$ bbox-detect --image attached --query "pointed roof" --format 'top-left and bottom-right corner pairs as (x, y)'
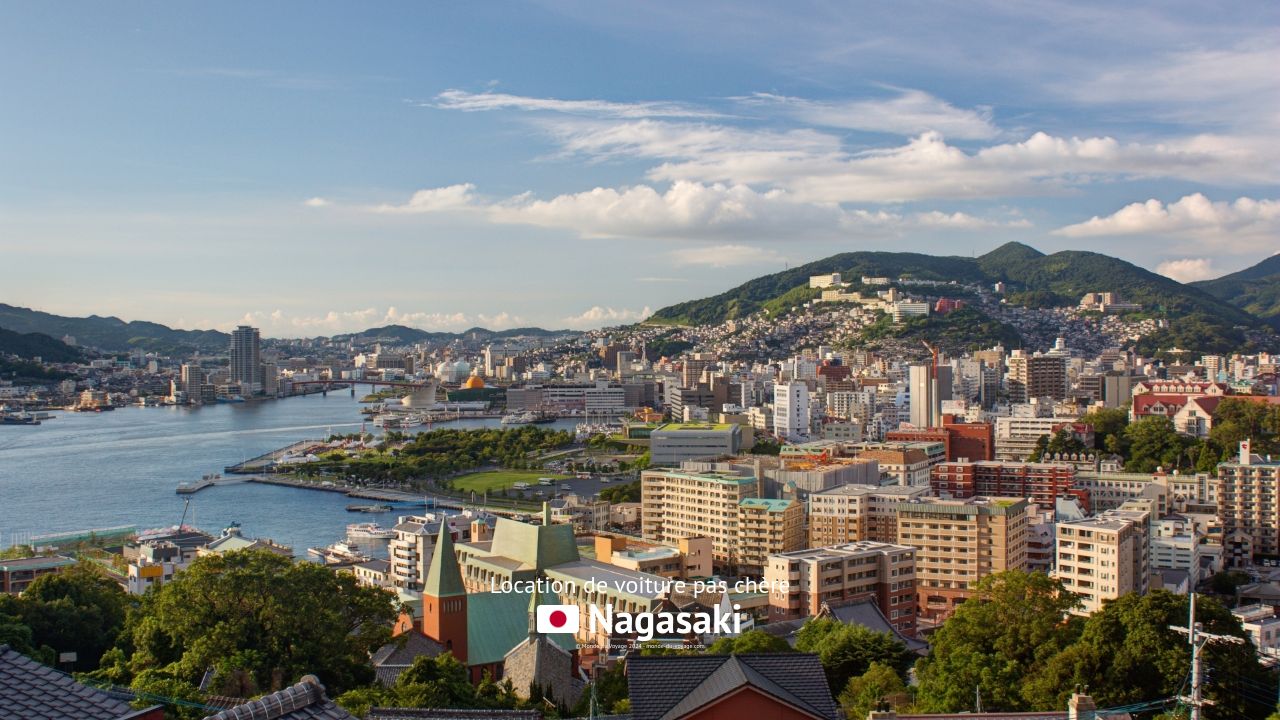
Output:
(423, 523), (465, 598)
(626, 654), (840, 720)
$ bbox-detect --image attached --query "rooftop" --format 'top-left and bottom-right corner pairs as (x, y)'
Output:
(772, 541), (913, 561)
(200, 675), (354, 720)
(739, 498), (795, 512)
(0, 644), (161, 720)
(0, 555), (78, 572)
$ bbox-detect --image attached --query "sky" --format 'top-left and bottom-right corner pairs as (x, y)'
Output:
(1, 1), (1278, 336)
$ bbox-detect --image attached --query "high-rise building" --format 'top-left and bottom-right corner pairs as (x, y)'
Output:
(894, 496), (1029, 621)
(774, 380), (810, 441)
(1008, 350), (1067, 403)
(908, 363), (953, 429)
(1219, 441), (1280, 564)
(229, 325), (262, 392)
(179, 364), (204, 400)
(1054, 508), (1150, 615)
(808, 484), (930, 546)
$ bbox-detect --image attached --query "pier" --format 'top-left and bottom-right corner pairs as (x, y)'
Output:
(244, 476), (532, 518)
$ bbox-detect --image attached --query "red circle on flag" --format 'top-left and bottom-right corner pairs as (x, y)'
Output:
(549, 610), (567, 627)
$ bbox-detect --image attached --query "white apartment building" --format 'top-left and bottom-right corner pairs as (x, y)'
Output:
(1054, 508), (1150, 615)
(774, 380), (811, 441)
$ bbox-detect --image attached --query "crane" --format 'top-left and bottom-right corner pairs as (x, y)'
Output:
(921, 340), (939, 376)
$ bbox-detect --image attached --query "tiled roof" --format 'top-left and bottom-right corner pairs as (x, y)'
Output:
(200, 675), (355, 720)
(0, 644), (161, 720)
(627, 654), (840, 720)
(756, 598), (928, 654)
(371, 632), (448, 686)
(366, 710), (543, 720)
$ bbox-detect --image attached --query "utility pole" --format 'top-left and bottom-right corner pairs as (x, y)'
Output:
(1169, 592), (1245, 720)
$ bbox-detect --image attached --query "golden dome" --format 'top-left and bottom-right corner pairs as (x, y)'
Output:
(463, 376), (485, 389)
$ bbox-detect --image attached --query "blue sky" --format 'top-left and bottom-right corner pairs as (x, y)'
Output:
(2, 1), (1277, 336)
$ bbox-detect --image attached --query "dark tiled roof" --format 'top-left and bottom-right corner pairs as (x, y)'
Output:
(757, 599), (929, 654)
(627, 654), (839, 720)
(201, 675), (356, 720)
(371, 632), (448, 685)
(0, 644), (162, 720)
(366, 710), (543, 720)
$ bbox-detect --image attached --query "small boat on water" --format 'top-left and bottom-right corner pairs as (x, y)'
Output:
(346, 504), (393, 513)
(501, 410), (537, 425)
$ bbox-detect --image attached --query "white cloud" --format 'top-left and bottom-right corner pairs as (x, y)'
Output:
(1053, 193), (1280, 253)
(372, 184), (477, 214)
(488, 180), (847, 240)
(911, 210), (1031, 230)
(302, 197), (330, 208)
(562, 306), (653, 329)
(430, 89), (721, 119)
(742, 89), (998, 139)
(669, 244), (786, 268)
(1156, 258), (1218, 283)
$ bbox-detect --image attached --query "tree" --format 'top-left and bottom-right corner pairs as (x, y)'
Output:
(101, 549), (397, 697)
(795, 619), (914, 692)
(914, 571), (1082, 712)
(1023, 591), (1271, 720)
(1079, 407), (1129, 452)
(1123, 416), (1189, 473)
(838, 662), (909, 720)
(1027, 434), (1051, 463)
(705, 629), (793, 655)
(1210, 398), (1280, 458)
(3, 563), (130, 671)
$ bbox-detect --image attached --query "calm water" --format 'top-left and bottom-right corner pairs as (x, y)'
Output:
(0, 393), (576, 555)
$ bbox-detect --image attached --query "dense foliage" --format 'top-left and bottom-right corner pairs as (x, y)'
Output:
(93, 549), (397, 700)
(336, 653), (535, 717)
(916, 572), (1275, 720)
(304, 426), (574, 482)
(598, 480), (641, 503)
(0, 357), (75, 381)
(861, 306), (1022, 351)
(0, 563), (130, 670)
(794, 619), (916, 692)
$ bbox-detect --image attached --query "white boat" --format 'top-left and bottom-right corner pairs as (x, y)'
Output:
(501, 411), (538, 425)
(346, 522), (395, 540)
(307, 541), (370, 564)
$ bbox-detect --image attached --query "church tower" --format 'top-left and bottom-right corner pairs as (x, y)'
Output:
(421, 522), (468, 662)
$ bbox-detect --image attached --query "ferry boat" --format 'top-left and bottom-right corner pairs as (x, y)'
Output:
(307, 541), (371, 565)
(345, 504), (393, 513)
(0, 412), (40, 426)
(346, 522), (395, 541)
(501, 410), (538, 425)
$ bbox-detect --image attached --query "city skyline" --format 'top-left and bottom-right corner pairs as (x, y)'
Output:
(2, 1), (1278, 336)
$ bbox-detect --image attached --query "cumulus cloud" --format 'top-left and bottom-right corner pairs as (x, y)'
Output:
(430, 89), (721, 119)
(1156, 258), (1218, 283)
(225, 306), (526, 336)
(302, 197), (330, 208)
(562, 306), (653, 329)
(741, 89), (999, 139)
(669, 244), (786, 268)
(372, 183), (477, 213)
(1053, 194), (1280, 253)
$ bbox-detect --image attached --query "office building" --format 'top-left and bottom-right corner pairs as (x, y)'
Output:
(649, 423), (743, 466)
(1007, 350), (1068, 403)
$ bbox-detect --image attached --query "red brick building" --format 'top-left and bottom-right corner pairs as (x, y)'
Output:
(886, 415), (993, 462)
(930, 461), (1088, 511)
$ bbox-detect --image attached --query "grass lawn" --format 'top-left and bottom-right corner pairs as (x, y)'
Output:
(452, 470), (571, 493)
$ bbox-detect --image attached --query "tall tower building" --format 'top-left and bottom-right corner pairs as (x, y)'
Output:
(229, 325), (262, 392)
(909, 363), (953, 428)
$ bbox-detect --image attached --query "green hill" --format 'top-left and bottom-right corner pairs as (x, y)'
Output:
(0, 327), (84, 363)
(1192, 254), (1280, 328)
(649, 242), (1266, 352)
(0, 304), (228, 354)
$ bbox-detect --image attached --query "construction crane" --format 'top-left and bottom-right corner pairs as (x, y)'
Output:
(921, 340), (939, 376)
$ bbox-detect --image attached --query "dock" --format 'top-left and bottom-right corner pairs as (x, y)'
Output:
(244, 476), (531, 517)
(224, 440), (317, 474)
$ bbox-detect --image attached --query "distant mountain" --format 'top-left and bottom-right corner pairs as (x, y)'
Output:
(1192, 254), (1280, 329)
(0, 304), (229, 354)
(337, 325), (577, 345)
(0, 327), (84, 363)
(649, 242), (1266, 352)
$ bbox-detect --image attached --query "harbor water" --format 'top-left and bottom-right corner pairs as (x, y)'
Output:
(0, 393), (577, 555)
